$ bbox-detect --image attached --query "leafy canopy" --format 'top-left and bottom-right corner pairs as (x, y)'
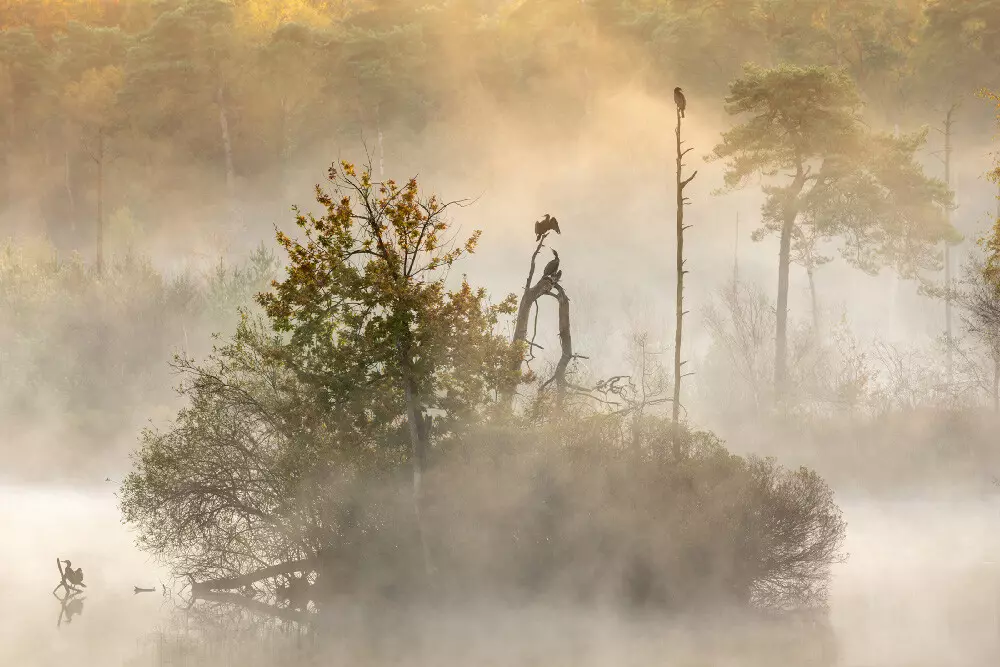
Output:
(712, 63), (954, 279)
(256, 161), (522, 452)
(713, 63), (863, 188)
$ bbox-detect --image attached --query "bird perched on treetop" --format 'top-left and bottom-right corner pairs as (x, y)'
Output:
(674, 87), (686, 118)
(542, 249), (560, 280)
(534, 213), (561, 241)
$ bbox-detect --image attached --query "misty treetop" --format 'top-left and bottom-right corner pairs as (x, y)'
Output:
(711, 63), (956, 398)
(255, 163), (523, 464)
(3, 0), (1000, 251)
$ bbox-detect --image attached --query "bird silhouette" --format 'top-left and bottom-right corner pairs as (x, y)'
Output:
(534, 214), (561, 241)
(62, 560), (86, 588)
(542, 250), (560, 280)
(674, 87), (686, 118)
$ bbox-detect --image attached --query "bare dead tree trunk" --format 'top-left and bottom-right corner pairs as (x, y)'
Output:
(672, 102), (697, 457)
(508, 234), (575, 410)
(507, 238), (556, 401)
(512, 240), (548, 344)
(550, 284), (572, 406)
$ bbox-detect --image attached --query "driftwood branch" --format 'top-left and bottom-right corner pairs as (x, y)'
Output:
(190, 558), (318, 595)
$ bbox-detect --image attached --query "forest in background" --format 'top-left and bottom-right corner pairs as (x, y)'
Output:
(3, 0), (1000, 253)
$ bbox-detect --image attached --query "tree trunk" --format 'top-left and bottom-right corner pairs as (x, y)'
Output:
(506, 239), (555, 401)
(672, 110), (685, 433)
(217, 85), (239, 231)
(0, 109), (13, 214)
(943, 105), (956, 388)
(277, 97), (288, 200)
(96, 129), (104, 276)
(64, 150), (76, 232)
(807, 262), (819, 335)
(400, 339), (433, 578)
(672, 105), (697, 458)
(551, 284), (572, 406)
(774, 175), (806, 403)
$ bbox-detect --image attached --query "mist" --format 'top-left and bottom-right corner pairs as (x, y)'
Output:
(5, 0), (1000, 665)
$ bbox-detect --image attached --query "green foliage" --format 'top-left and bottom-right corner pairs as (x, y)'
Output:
(256, 162), (522, 452)
(714, 63), (954, 279)
(120, 313), (846, 610)
(3, 0), (1000, 248)
(713, 64), (863, 188)
(121, 0), (236, 142)
(917, 0), (1000, 100)
(809, 129), (958, 278)
(120, 314), (373, 578)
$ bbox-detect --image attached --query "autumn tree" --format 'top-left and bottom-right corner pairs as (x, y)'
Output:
(711, 63), (954, 402)
(256, 161), (523, 573)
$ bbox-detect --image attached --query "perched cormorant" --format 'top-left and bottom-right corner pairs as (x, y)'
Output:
(542, 249), (560, 279)
(674, 87), (686, 118)
(63, 561), (86, 588)
(534, 213), (561, 241)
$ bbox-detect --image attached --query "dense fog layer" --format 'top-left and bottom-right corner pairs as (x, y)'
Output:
(6, 487), (1000, 666)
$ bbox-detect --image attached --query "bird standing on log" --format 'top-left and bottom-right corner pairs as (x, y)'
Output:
(674, 87), (686, 119)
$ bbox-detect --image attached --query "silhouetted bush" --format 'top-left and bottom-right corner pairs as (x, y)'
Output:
(121, 317), (846, 615)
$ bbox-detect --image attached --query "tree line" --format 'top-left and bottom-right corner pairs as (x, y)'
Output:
(2, 0), (999, 254)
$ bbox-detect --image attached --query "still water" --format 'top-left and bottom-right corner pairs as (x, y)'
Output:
(2, 485), (999, 666)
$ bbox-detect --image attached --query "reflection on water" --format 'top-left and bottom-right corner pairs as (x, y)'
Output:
(54, 590), (86, 628)
(0, 484), (171, 667)
(3, 485), (1000, 666)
